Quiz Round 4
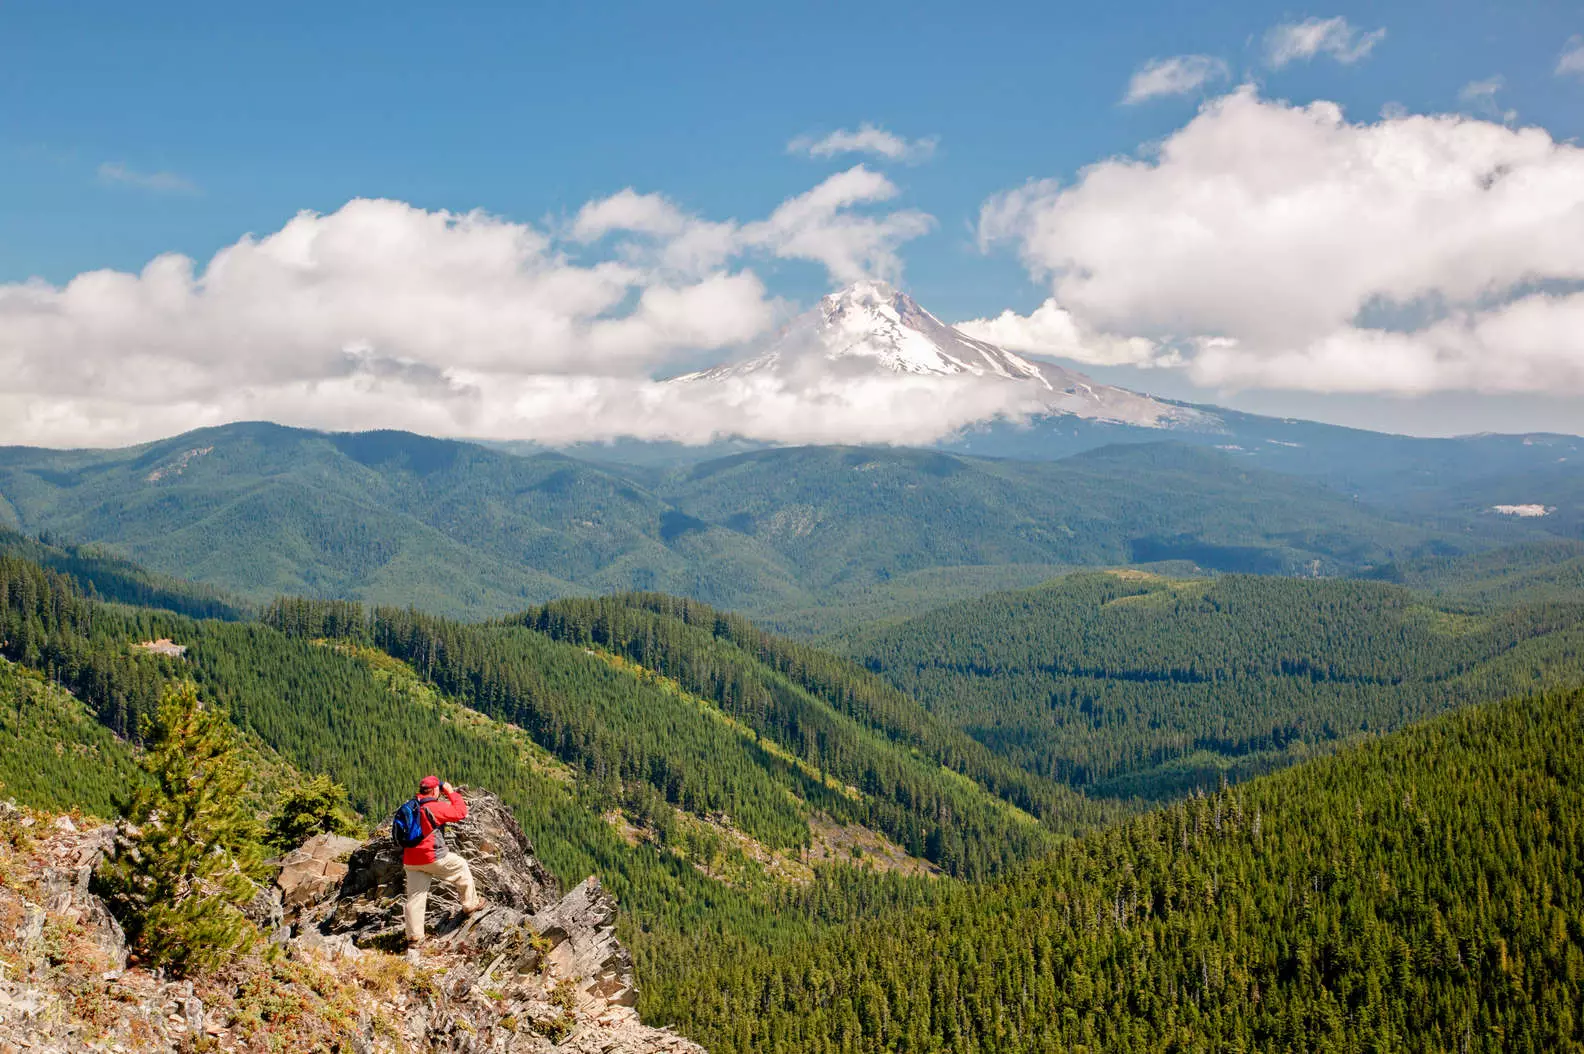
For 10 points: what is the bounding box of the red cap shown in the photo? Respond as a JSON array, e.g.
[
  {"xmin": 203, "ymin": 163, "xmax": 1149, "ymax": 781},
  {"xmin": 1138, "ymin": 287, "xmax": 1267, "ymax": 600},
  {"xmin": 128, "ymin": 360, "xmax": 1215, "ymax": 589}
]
[{"xmin": 419, "ymin": 775, "xmax": 440, "ymax": 791}]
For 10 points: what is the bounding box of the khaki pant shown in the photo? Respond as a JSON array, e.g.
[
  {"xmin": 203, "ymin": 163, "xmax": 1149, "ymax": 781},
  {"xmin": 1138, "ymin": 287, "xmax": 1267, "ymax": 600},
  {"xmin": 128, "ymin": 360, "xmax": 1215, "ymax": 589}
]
[{"xmin": 403, "ymin": 854, "xmax": 481, "ymax": 942}]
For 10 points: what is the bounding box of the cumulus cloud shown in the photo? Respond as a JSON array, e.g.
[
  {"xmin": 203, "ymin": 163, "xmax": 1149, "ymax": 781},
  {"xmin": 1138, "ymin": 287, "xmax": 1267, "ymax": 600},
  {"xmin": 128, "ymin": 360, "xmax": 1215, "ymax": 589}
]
[
  {"xmin": 788, "ymin": 124, "xmax": 938, "ymax": 163},
  {"xmin": 567, "ymin": 167, "xmax": 933, "ymax": 285},
  {"xmin": 1, "ymin": 173, "xmax": 950, "ymax": 447},
  {"xmin": 977, "ymin": 88, "xmax": 1584, "ymax": 395},
  {"xmin": 97, "ymin": 161, "xmax": 199, "ymax": 194},
  {"xmin": 1264, "ymin": 16, "xmax": 1385, "ymax": 68},
  {"xmin": 957, "ymin": 300, "xmax": 1173, "ymax": 367},
  {"xmin": 1559, "ymin": 36, "xmax": 1584, "ymax": 77},
  {"xmin": 1122, "ymin": 55, "xmax": 1230, "ymax": 104},
  {"xmin": 741, "ymin": 166, "xmax": 934, "ymax": 283}
]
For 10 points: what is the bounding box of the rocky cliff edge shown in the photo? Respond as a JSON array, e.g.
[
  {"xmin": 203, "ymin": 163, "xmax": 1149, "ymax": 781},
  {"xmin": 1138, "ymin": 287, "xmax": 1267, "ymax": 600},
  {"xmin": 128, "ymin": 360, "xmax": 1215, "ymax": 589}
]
[{"xmin": 0, "ymin": 791, "xmax": 705, "ymax": 1053}]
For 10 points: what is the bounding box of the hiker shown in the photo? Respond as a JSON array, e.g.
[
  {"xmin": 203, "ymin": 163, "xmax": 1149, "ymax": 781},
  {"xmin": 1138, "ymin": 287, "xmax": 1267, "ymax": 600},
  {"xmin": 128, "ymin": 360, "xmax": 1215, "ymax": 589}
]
[{"xmin": 394, "ymin": 775, "xmax": 484, "ymax": 947}]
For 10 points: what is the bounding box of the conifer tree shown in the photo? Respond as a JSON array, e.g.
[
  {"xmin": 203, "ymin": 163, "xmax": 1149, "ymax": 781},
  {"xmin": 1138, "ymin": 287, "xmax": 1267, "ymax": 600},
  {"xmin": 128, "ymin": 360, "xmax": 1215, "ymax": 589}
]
[
  {"xmin": 97, "ymin": 681, "xmax": 266, "ymax": 975},
  {"xmin": 265, "ymin": 773, "xmax": 361, "ymax": 851}
]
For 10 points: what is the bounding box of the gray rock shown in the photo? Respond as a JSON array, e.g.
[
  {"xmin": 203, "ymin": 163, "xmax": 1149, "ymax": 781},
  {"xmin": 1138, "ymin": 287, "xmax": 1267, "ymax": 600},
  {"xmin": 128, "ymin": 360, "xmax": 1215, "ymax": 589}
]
[
  {"xmin": 33, "ymin": 824, "xmax": 127, "ymax": 972},
  {"xmin": 276, "ymin": 832, "xmax": 361, "ymax": 914},
  {"xmin": 278, "ymin": 789, "xmax": 703, "ymax": 1053},
  {"xmin": 16, "ymin": 902, "xmax": 46, "ymax": 944},
  {"xmin": 531, "ymin": 878, "xmax": 638, "ymax": 1007},
  {"xmin": 317, "ymin": 788, "xmax": 559, "ymax": 945}
]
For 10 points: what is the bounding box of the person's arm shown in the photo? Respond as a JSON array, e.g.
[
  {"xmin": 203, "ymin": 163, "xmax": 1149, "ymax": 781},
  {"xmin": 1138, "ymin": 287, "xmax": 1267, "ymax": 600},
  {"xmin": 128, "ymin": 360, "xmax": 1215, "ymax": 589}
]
[{"xmin": 430, "ymin": 782, "xmax": 468, "ymax": 824}]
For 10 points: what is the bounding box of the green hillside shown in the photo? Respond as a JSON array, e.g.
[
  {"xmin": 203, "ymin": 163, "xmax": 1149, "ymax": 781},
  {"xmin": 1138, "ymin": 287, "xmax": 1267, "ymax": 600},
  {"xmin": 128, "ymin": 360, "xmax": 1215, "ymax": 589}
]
[
  {"xmin": 0, "ymin": 526, "xmax": 248, "ymax": 620},
  {"xmin": 844, "ymin": 568, "xmax": 1584, "ymax": 799},
  {"xmin": 0, "ymin": 543, "xmax": 1083, "ymax": 881},
  {"xmin": 0, "ymin": 658, "xmax": 144, "ymax": 817},
  {"xmin": 650, "ymin": 686, "xmax": 1584, "ymax": 1053},
  {"xmin": 1385, "ymin": 540, "xmax": 1584, "ymax": 611},
  {"xmin": 519, "ymin": 594, "xmax": 1119, "ymax": 849},
  {"xmin": 0, "ymin": 423, "xmax": 1513, "ymax": 623},
  {"xmin": 5, "ymin": 538, "xmax": 1584, "ymax": 1051},
  {"xmin": 0, "ymin": 546, "xmax": 898, "ymax": 967}
]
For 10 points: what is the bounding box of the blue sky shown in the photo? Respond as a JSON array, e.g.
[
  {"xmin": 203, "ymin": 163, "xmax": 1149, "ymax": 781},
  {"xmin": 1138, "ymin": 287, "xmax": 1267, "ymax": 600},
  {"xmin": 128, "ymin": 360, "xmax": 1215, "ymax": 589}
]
[{"xmin": 4, "ymin": 1, "xmax": 1584, "ymax": 443}]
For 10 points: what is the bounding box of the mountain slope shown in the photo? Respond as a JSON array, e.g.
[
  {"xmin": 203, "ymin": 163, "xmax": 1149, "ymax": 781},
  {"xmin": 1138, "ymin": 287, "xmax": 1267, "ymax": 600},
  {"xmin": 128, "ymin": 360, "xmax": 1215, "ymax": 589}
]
[
  {"xmin": 0, "ymin": 423, "xmax": 1504, "ymax": 623},
  {"xmin": 662, "ymin": 442, "xmax": 1470, "ymax": 584},
  {"xmin": 0, "ymin": 541, "xmax": 1082, "ymax": 882},
  {"xmin": 650, "ymin": 686, "xmax": 1584, "ymax": 1053},
  {"xmin": 842, "ymin": 567, "xmax": 1584, "ymax": 799}
]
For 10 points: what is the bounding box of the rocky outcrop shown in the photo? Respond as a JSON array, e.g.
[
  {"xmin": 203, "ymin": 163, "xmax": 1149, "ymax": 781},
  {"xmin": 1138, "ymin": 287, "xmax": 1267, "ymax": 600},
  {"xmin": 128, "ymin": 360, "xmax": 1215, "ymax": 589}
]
[
  {"xmin": 281, "ymin": 787, "xmax": 700, "ymax": 1052},
  {"xmin": 276, "ymin": 832, "xmax": 361, "ymax": 911},
  {"xmin": 0, "ymin": 793, "xmax": 706, "ymax": 1053},
  {"xmin": 310, "ymin": 788, "xmax": 559, "ymax": 945}
]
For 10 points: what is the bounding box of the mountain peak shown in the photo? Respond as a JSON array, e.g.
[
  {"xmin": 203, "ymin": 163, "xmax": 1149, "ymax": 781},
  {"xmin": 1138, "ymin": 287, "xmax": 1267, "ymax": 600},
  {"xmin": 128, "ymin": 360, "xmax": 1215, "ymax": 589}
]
[
  {"xmin": 821, "ymin": 278, "xmax": 906, "ymax": 310},
  {"xmin": 673, "ymin": 282, "xmax": 1214, "ymax": 431}
]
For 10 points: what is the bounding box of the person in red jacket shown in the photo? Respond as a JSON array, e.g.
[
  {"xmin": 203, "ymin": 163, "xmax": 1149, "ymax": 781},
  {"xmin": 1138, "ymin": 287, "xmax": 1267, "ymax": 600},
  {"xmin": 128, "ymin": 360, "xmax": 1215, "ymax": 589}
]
[{"xmin": 403, "ymin": 775, "xmax": 484, "ymax": 947}]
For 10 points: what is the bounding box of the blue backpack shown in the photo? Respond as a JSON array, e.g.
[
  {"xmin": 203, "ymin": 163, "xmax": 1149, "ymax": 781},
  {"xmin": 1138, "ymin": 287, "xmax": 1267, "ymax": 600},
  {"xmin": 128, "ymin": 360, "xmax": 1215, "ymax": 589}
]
[{"xmin": 391, "ymin": 798, "xmax": 430, "ymax": 849}]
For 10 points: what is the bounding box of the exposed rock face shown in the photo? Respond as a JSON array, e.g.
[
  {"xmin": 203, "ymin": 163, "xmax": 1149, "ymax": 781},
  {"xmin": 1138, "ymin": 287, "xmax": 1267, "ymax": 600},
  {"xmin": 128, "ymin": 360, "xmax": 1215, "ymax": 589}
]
[
  {"xmin": 276, "ymin": 832, "xmax": 361, "ymax": 911},
  {"xmin": 284, "ymin": 787, "xmax": 699, "ymax": 1052},
  {"xmin": 30, "ymin": 815, "xmax": 128, "ymax": 972},
  {"xmin": 0, "ymin": 794, "xmax": 706, "ymax": 1053},
  {"xmin": 316, "ymin": 788, "xmax": 559, "ymax": 944}
]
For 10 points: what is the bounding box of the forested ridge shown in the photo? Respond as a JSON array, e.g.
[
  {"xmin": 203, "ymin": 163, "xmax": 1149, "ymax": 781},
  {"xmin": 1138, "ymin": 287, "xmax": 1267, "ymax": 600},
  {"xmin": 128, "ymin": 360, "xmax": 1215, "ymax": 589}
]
[
  {"xmin": 0, "ymin": 548, "xmax": 874, "ymax": 981},
  {"xmin": 518, "ymin": 593, "xmax": 1115, "ymax": 834},
  {"xmin": 846, "ymin": 569, "xmax": 1584, "ymax": 798},
  {"xmin": 1, "ymin": 544, "xmax": 1067, "ymax": 886},
  {"xmin": 262, "ymin": 595, "xmax": 1083, "ymax": 877},
  {"xmin": 647, "ymin": 688, "xmax": 1584, "ymax": 1053},
  {"xmin": 5, "ymin": 422, "xmax": 1559, "ymax": 625},
  {"xmin": 6, "ymin": 537, "xmax": 1584, "ymax": 1051},
  {"xmin": 0, "ymin": 525, "xmax": 248, "ymax": 621}
]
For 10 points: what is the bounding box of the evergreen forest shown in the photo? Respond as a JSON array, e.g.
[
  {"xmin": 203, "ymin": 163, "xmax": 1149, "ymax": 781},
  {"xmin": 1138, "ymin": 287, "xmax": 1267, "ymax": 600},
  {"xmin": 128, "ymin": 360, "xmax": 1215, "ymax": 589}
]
[{"xmin": 3, "ymin": 528, "xmax": 1584, "ymax": 1051}]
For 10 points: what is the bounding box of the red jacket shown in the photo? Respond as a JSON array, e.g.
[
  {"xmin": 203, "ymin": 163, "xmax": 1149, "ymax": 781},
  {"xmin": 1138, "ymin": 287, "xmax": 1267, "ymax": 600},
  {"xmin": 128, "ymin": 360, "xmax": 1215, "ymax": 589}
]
[{"xmin": 402, "ymin": 787, "xmax": 469, "ymax": 866}]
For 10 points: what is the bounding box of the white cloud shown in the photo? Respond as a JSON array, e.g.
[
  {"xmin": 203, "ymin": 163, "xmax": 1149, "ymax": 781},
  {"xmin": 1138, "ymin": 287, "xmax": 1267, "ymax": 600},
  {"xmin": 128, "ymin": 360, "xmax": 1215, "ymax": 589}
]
[
  {"xmin": 741, "ymin": 166, "xmax": 934, "ymax": 284},
  {"xmin": 567, "ymin": 167, "xmax": 934, "ymax": 285},
  {"xmin": 1265, "ymin": 16, "xmax": 1385, "ymax": 68},
  {"xmin": 571, "ymin": 188, "xmax": 691, "ymax": 240},
  {"xmin": 957, "ymin": 300, "xmax": 1173, "ymax": 367},
  {"xmin": 1459, "ymin": 76, "xmax": 1516, "ymax": 122},
  {"xmin": 788, "ymin": 123, "xmax": 938, "ymax": 163},
  {"xmin": 1122, "ymin": 55, "xmax": 1230, "ymax": 104},
  {"xmin": 97, "ymin": 161, "xmax": 198, "ymax": 194},
  {"xmin": 1558, "ymin": 36, "xmax": 1584, "ymax": 77},
  {"xmin": 0, "ymin": 173, "xmax": 950, "ymax": 447},
  {"xmin": 978, "ymin": 88, "xmax": 1584, "ymax": 395}
]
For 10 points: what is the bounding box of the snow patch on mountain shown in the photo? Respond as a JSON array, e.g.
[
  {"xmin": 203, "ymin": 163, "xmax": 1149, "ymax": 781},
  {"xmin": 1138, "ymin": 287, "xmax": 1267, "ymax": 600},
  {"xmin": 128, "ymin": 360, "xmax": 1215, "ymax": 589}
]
[{"xmin": 673, "ymin": 281, "xmax": 1213, "ymax": 431}]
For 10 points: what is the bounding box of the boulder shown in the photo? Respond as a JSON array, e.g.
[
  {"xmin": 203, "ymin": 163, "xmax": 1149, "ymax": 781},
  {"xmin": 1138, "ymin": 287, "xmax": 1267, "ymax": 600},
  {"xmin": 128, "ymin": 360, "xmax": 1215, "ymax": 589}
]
[
  {"xmin": 531, "ymin": 877, "xmax": 638, "ymax": 1008},
  {"xmin": 34, "ymin": 822, "xmax": 127, "ymax": 972},
  {"xmin": 276, "ymin": 832, "xmax": 362, "ymax": 911}
]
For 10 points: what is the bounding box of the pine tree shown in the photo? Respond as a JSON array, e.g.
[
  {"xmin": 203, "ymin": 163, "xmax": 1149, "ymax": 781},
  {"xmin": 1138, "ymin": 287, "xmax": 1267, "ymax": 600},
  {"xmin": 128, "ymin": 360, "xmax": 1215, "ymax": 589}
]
[
  {"xmin": 97, "ymin": 682, "xmax": 266, "ymax": 976},
  {"xmin": 265, "ymin": 773, "xmax": 361, "ymax": 851}
]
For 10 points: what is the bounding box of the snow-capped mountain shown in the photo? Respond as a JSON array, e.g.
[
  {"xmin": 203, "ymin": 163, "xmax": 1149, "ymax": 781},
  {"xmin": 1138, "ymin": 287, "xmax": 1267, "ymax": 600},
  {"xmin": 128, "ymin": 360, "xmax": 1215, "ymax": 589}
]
[{"xmin": 673, "ymin": 280, "xmax": 1212, "ymax": 430}]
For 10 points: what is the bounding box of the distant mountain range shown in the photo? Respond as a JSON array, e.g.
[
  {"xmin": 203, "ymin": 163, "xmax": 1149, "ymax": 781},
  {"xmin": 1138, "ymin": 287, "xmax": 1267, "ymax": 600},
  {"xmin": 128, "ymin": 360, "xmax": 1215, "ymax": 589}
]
[
  {"xmin": 0, "ymin": 413, "xmax": 1578, "ymax": 629},
  {"xmin": 2, "ymin": 283, "xmax": 1578, "ymax": 625}
]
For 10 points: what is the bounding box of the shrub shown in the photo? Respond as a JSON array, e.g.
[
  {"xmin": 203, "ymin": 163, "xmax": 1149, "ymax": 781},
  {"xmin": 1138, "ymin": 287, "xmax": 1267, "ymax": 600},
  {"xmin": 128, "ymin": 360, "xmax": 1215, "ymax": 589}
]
[{"xmin": 265, "ymin": 774, "xmax": 361, "ymax": 852}]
